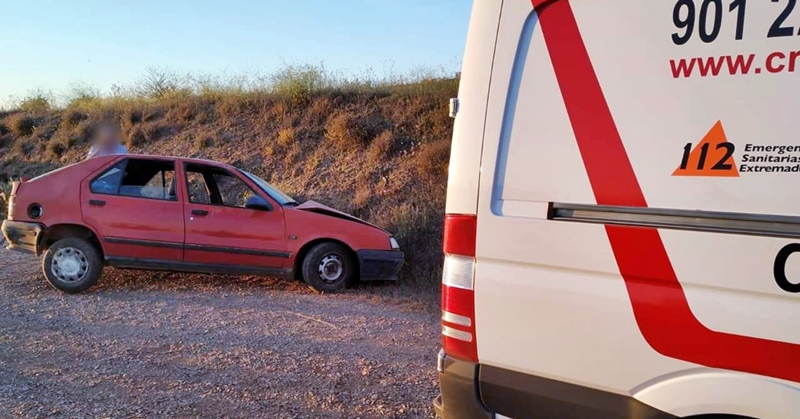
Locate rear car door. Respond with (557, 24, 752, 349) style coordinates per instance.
(182, 163, 288, 270)
(81, 157, 184, 262)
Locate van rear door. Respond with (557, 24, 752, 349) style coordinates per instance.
(470, 0, 800, 417)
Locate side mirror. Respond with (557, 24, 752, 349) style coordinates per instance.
(245, 195, 272, 211)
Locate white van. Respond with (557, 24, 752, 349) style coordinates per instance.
(434, 0, 800, 418)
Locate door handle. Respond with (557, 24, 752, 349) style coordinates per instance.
(191, 209, 209, 216)
(89, 200, 106, 207)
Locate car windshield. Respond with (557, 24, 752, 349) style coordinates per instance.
(239, 170, 297, 205)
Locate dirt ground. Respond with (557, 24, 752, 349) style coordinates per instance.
(0, 250, 441, 419)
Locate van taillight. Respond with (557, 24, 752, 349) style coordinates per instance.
(441, 214, 478, 363)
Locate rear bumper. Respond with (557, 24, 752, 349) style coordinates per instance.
(1, 220, 43, 255)
(436, 351, 492, 419)
(435, 351, 676, 419)
(357, 249, 404, 281)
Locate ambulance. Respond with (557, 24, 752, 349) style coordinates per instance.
(434, 0, 800, 418)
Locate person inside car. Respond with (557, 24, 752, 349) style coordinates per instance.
(86, 122, 127, 159)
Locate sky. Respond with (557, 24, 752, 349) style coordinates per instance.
(0, 0, 472, 106)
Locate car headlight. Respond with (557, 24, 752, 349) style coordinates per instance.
(390, 237, 400, 250)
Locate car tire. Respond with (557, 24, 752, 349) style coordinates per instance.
(41, 238, 103, 294)
(301, 242, 356, 293)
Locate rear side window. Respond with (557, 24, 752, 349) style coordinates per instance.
(91, 159, 177, 201)
(90, 161, 125, 195)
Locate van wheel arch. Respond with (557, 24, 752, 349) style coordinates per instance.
(41, 224, 104, 260)
(293, 238, 359, 281)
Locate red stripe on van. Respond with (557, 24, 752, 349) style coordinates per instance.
(532, 0, 800, 383)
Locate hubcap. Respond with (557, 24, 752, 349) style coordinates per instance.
(51, 247, 89, 283)
(318, 254, 344, 283)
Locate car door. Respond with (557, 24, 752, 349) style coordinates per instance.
(81, 157, 185, 262)
(182, 162, 288, 271)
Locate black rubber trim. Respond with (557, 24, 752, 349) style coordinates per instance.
(1, 220, 44, 255)
(184, 243, 290, 258)
(480, 365, 676, 419)
(106, 256, 292, 277)
(103, 238, 291, 258)
(436, 356, 492, 419)
(356, 249, 404, 281)
(104, 236, 184, 249)
(550, 202, 800, 239)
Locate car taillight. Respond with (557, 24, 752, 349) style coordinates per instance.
(6, 181, 21, 220)
(441, 214, 478, 363)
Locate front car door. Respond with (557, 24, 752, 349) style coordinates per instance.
(181, 162, 288, 272)
(81, 157, 185, 262)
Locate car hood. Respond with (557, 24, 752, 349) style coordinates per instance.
(294, 200, 386, 232)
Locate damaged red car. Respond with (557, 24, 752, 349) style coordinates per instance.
(1, 155, 404, 293)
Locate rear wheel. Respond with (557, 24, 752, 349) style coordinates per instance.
(301, 242, 356, 293)
(42, 238, 103, 293)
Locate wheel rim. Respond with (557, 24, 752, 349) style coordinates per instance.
(318, 254, 344, 283)
(51, 247, 89, 283)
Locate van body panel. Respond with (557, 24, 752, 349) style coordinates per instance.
(633, 369, 800, 419)
(439, 0, 800, 417)
(444, 0, 502, 216)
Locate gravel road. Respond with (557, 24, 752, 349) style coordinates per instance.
(0, 250, 440, 418)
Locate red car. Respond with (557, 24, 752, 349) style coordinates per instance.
(1, 155, 404, 293)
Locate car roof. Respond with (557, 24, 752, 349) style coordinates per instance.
(111, 154, 237, 170)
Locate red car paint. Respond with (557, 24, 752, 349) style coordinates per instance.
(7, 154, 397, 278)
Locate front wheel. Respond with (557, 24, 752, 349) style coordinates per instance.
(301, 242, 356, 293)
(42, 238, 103, 293)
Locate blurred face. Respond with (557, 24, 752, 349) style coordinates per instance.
(95, 125, 119, 149)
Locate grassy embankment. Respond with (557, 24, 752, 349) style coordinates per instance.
(0, 65, 458, 295)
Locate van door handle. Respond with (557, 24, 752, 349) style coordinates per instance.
(89, 200, 106, 207)
(191, 209, 209, 216)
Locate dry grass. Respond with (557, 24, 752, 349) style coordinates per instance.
(194, 134, 214, 151)
(45, 136, 73, 159)
(8, 114, 36, 136)
(62, 108, 88, 127)
(367, 130, 394, 164)
(353, 184, 371, 208)
(276, 127, 295, 147)
(414, 140, 451, 183)
(325, 113, 363, 149)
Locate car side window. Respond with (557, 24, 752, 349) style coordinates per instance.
(186, 172, 212, 204)
(92, 159, 177, 201)
(90, 161, 126, 195)
(185, 165, 256, 208)
(213, 172, 256, 208)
